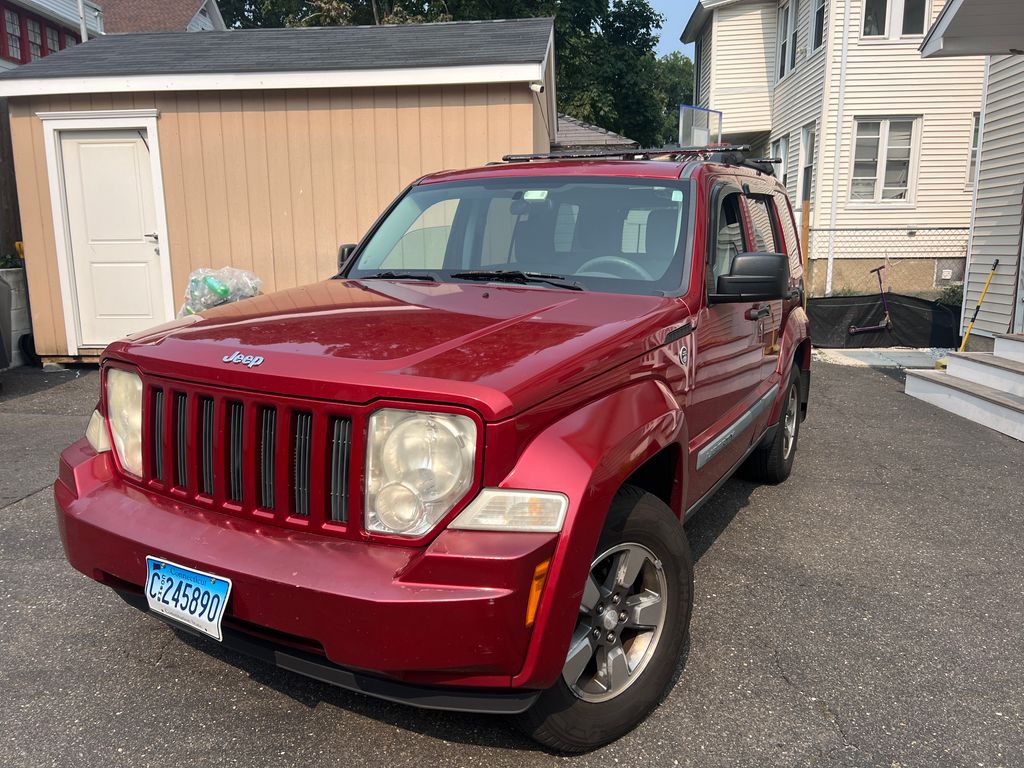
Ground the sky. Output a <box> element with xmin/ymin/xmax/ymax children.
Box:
<box><xmin>652</xmin><ymin>0</ymin><xmax>701</xmax><ymax>58</ymax></box>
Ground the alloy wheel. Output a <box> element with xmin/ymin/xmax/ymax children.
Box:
<box><xmin>782</xmin><ymin>385</ymin><xmax>799</xmax><ymax>460</ymax></box>
<box><xmin>562</xmin><ymin>543</ymin><xmax>668</xmax><ymax>703</ymax></box>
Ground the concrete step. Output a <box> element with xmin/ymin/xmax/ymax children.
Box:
<box><xmin>994</xmin><ymin>333</ymin><xmax>1024</xmax><ymax>364</ymax></box>
<box><xmin>905</xmin><ymin>369</ymin><xmax>1024</xmax><ymax>442</ymax></box>
<box><xmin>947</xmin><ymin>352</ymin><xmax>1024</xmax><ymax>398</ymax></box>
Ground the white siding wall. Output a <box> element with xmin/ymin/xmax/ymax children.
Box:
<box><xmin>697</xmin><ymin>22</ymin><xmax>713</xmax><ymax>108</ymax></box>
<box><xmin>769</xmin><ymin>0</ymin><xmax>828</xmax><ymax>202</ymax></box>
<box><xmin>964</xmin><ymin>55</ymin><xmax>1024</xmax><ymax>337</ymax></box>
<box><xmin>709</xmin><ymin>1</ymin><xmax>775</xmax><ymax>137</ymax></box>
<box><xmin>816</xmin><ymin>0</ymin><xmax>984</xmax><ymax>231</ymax></box>
<box><xmin>22</xmin><ymin>0</ymin><xmax>103</xmax><ymax>35</ymax></box>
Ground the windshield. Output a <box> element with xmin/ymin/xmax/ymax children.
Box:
<box><xmin>346</xmin><ymin>177</ymin><xmax>692</xmax><ymax>296</ymax></box>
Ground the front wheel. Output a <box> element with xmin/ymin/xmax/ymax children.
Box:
<box><xmin>518</xmin><ymin>486</ymin><xmax>693</xmax><ymax>753</ymax></box>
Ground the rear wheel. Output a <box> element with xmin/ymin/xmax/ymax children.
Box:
<box><xmin>742</xmin><ymin>368</ymin><xmax>802</xmax><ymax>484</ymax></box>
<box><xmin>519</xmin><ymin>486</ymin><xmax>693</xmax><ymax>753</ymax></box>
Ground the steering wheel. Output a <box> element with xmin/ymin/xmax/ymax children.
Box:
<box><xmin>575</xmin><ymin>256</ymin><xmax>653</xmax><ymax>281</ymax></box>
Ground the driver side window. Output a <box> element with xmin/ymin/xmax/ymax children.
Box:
<box><xmin>711</xmin><ymin>193</ymin><xmax>747</xmax><ymax>289</ymax></box>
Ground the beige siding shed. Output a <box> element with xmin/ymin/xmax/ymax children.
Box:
<box><xmin>0</xmin><ymin>20</ymin><xmax>556</xmax><ymax>361</ymax></box>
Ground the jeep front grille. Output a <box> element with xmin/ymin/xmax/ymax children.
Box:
<box><xmin>142</xmin><ymin>379</ymin><xmax>355</xmax><ymax>535</ymax></box>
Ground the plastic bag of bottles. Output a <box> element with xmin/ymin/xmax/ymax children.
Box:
<box><xmin>178</xmin><ymin>267</ymin><xmax>262</xmax><ymax>318</ymax></box>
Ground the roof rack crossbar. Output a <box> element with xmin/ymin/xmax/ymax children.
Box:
<box><xmin>501</xmin><ymin>144</ymin><xmax>752</xmax><ymax>163</ymax></box>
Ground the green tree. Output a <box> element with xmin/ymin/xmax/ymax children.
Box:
<box><xmin>654</xmin><ymin>51</ymin><xmax>694</xmax><ymax>145</ymax></box>
<box><xmin>218</xmin><ymin>0</ymin><xmax>687</xmax><ymax>146</ymax></box>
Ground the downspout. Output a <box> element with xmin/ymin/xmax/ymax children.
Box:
<box><xmin>826</xmin><ymin>0</ymin><xmax>851</xmax><ymax>296</ymax></box>
<box><xmin>962</xmin><ymin>55</ymin><xmax>990</xmax><ymax>336</ymax></box>
<box><xmin>76</xmin><ymin>0</ymin><xmax>88</xmax><ymax>41</ymax></box>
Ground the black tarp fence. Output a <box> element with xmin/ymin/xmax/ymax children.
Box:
<box><xmin>807</xmin><ymin>293</ymin><xmax>960</xmax><ymax>349</ymax></box>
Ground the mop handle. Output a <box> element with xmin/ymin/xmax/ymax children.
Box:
<box><xmin>959</xmin><ymin>259</ymin><xmax>999</xmax><ymax>353</ymax></box>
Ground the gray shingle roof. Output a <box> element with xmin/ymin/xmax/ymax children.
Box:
<box><xmin>555</xmin><ymin>114</ymin><xmax>638</xmax><ymax>148</ymax></box>
<box><xmin>0</xmin><ymin>18</ymin><xmax>553</xmax><ymax>80</ymax></box>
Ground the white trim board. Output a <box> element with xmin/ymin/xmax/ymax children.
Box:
<box><xmin>0</xmin><ymin>63</ymin><xmax>547</xmax><ymax>98</ymax></box>
<box><xmin>38</xmin><ymin>109</ymin><xmax>175</xmax><ymax>357</ymax></box>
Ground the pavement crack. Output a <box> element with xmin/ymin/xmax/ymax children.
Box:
<box><xmin>771</xmin><ymin>647</ymin><xmax>859</xmax><ymax>755</ymax></box>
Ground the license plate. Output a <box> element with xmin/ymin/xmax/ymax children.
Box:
<box><xmin>144</xmin><ymin>556</ymin><xmax>232</xmax><ymax>641</ymax></box>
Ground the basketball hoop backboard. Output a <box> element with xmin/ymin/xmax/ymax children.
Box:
<box><xmin>679</xmin><ymin>105</ymin><xmax>723</xmax><ymax>146</ymax></box>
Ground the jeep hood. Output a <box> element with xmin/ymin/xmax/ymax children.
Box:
<box><xmin>106</xmin><ymin>280</ymin><xmax>685</xmax><ymax>420</ymax></box>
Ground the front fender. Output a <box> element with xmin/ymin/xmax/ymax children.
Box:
<box><xmin>501</xmin><ymin>378</ymin><xmax>686</xmax><ymax>689</ymax></box>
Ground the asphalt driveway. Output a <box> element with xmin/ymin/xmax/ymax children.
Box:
<box><xmin>0</xmin><ymin>362</ymin><xmax>1021</xmax><ymax>768</ymax></box>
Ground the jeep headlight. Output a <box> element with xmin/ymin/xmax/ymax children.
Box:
<box><xmin>105</xmin><ymin>367</ymin><xmax>144</xmax><ymax>477</ymax></box>
<box><xmin>366</xmin><ymin>409</ymin><xmax>476</xmax><ymax>537</ymax></box>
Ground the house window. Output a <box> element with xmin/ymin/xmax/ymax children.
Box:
<box><xmin>45</xmin><ymin>26</ymin><xmax>59</xmax><ymax>55</ymax></box>
<box><xmin>777</xmin><ymin>1</ymin><xmax>790</xmax><ymax>79</ymax></box>
<box><xmin>851</xmin><ymin>117</ymin><xmax>918</xmax><ymax>202</ymax></box>
<box><xmin>799</xmin><ymin>125</ymin><xmax>816</xmax><ymax>203</ymax></box>
<box><xmin>812</xmin><ymin>0</ymin><xmax>826</xmax><ymax>50</ymax></box>
<box><xmin>777</xmin><ymin>0</ymin><xmax>801</xmax><ymax>80</ymax></box>
<box><xmin>862</xmin><ymin>0</ymin><xmax>929</xmax><ymax>39</ymax></box>
<box><xmin>967</xmin><ymin>112</ymin><xmax>980</xmax><ymax>185</ymax></box>
<box><xmin>772</xmin><ymin>136</ymin><xmax>790</xmax><ymax>188</ymax></box>
<box><xmin>26</xmin><ymin>19</ymin><xmax>42</xmax><ymax>61</ymax></box>
<box><xmin>64</xmin><ymin>34</ymin><xmax>77</xmax><ymax>48</ymax></box>
<box><xmin>3</xmin><ymin>9</ymin><xmax>22</xmax><ymax>61</ymax></box>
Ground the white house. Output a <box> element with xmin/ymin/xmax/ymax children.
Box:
<box><xmin>682</xmin><ymin>0</ymin><xmax>985</xmax><ymax>298</ymax></box>
<box><xmin>0</xmin><ymin>0</ymin><xmax>102</xmax><ymax>72</ymax></box>
<box><xmin>903</xmin><ymin>0</ymin><xmax>1024</xmax><ymax>442</ymax></box>
<box><xmin>920</xmin><ymin>0</ymin><xmax>1024</xmax><ymax>344</ymax></box>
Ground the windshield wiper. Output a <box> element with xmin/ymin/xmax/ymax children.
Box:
<box><xmin>451</xmin><ymin>270</ymin><xmax>584</xmax><ymax>291</ymax></box>
<box><xmin>358</xmin><ymin>271</ymin><xmax>439</xmax><ymax>282</ymax></box>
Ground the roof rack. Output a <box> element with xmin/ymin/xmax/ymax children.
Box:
<box><xmin>500</xmin><ymin>144</ymin><xmax>777</xmax><ymax>177</ymax></box>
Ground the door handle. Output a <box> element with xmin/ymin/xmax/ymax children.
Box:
<box><xmin>145</xmin><ymin>232</ymin><xmax>159</xmax><ymax>241</ymax></box>
<box><xmin>746</xmin><ymin>306</ymin><xmax>771</xmax><ymax>321</ymax></box>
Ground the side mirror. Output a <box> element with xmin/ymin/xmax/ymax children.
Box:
<box><xmin>337</xmin><ymin>243</ymin><xmax>358</xmax><ymax>273</ymax></box>
<box><xmin>710</xmin><ymin>252</ymin><xmax>790</xmax><ymax>303</ymax></box>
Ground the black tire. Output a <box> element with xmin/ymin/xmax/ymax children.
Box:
<box><xmin>742</xmin><ymin>369</ymin><xmax>802</xmax><ymax>484</ymax></box>
<box><xmin>518</xmin><ymin>486</ymin><xmax>693</xmax><ymax>753</ymax></box>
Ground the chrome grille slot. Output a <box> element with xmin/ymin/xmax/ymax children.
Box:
<box><xmin>200</xmin><ymin>397</ymin><xmax>215</xmax><ymax>495</ymax></box>
<box><xmin>174</xmin><ymin>392</ymin><xmax>188</xmax><ymax>488</ymax></box>
<box><xmin>329</xmin><ymin>418</ymin><xmax>352</xmax><ymax>523</ymax></box>
<box><xmin>292</xmin><ymin>412</ymin><xmax>312</xmax><ymax>516</ymax></box>
<box><xmin>151</xmin><ymin>389</ymin><xmax>165</xmax><ymax>481</ymax></box>
<box><xmin>228</xmin><ymin>402</ymin><xmax>244</xmax><ymax>503</ymax></box>
<box><xmin>259</xmin><ymin>407</ymin><xmax>276</xmax><ymax>509</ymax></box>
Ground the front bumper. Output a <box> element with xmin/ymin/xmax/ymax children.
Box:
<box><xmin>55</xmin><ymin>440</ymin><xmax>558</xmax><ymax>698</ymax></box>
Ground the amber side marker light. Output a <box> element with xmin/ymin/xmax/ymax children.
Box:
<box><xmin>526</xmin><ymin>559</ymin><xmax>551</xmax><ymax>627</ymax></box>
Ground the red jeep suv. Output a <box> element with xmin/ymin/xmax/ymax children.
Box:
<box><xmin>55</xmin><ymin>147</ymin><xmax>810</xmax><ymax>752</ymax></box>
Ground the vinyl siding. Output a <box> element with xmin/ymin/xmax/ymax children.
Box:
<box><xmin>697</xmin><ymin>22</ymin><xmax>713</xmax><ymax>108</ymax></box>
<box><xmin>709</xmin><ymin>1</ymin><xmax>775</xmax><ymax>137</ymax></box>
<box><xmin>22</xmin><ymin>0</ymin><xmax>103</xmax><ymax>34</ymax></box>
<box><xmin>963</xmin><ymin>55</ymin><xmax>1024</xmax><ymax>337</ymax></box>
<box><xmin>9</xmin><ymin>84</ymin><xmax>544</xmax><ymax>356</ymax></box>
<box><xmin>770</xmin><ymin>0</ymin><xmax>827</xmax><ymax>203</ymax></box>
<box><xmin>816</xmin><ymin>0</ymin><xmax>984</xmax><ymax>230</ymax></box>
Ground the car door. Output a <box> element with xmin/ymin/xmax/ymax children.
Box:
<box><xmin>685</xmin><ymin>182</ymin><xmax>767</xmax><ymax>508</ymax></box>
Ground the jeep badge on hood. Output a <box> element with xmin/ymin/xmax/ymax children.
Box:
<box><xmin>222</xmin><ymin>351</ymin><xmax>264</xmax><ymax>368</ymax></box>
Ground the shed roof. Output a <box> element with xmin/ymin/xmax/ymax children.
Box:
<box><xmin>0</xmin><ymin>18</ymin><xmax>553</xmax><ymax>81</ymax></box>
<box><xmin>0</xmin><ymin>19</ymin><xmax>555</xmax><ymax>101</ymax></box>
<box><xmin>555</xmin><ymin>114</ymin><xmax>638</xmax><ymax>148</ymax></box>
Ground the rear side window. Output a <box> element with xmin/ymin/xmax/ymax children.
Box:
<box><xmin>772</xmin><ymin>191</ymin><xmax>803</xmax><ymax>278</ymax></box>
<box><xmin>743</xmin><ymin>197</ymin><xmax>777</xmax><ymax>252</ymax></box>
